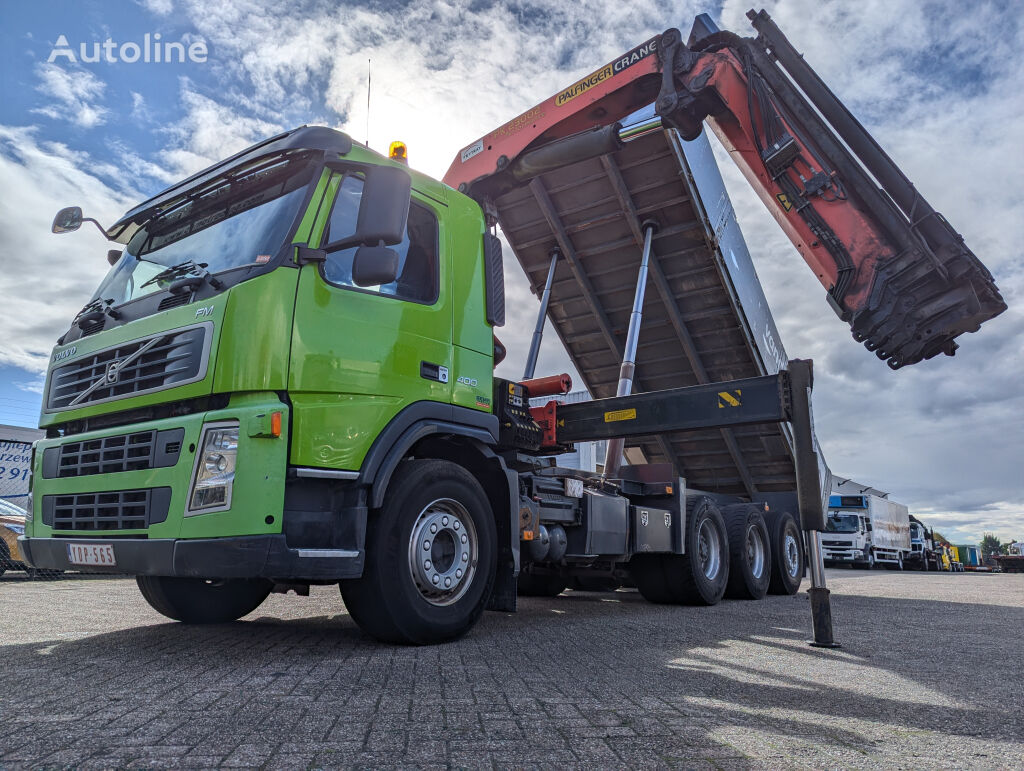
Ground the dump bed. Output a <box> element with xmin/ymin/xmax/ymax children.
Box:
<box><xmin>494</xmin><ymin>123</ymin><xmax>801</xmax><ymax>499</ymax></box>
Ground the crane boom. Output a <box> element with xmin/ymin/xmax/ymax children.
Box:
<box><xmin>444</xmin><ymin>9</ymin><xmax>1005</xmax><ymax>369</ymax></box>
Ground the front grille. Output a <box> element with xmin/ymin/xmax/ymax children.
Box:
<box><xmin>42</xmin><ymin>428</ymin><xmax>185</xmax><ymax>478</ymax></box>
<box><xmin>46</xmin><ymin>324</ymin><xmax>209</xmax><ymax>411</ymax></box>
<box><xmin>821</xmin><ymin>539</ymin><xmax>851</xmax><ymax>547</ymax></box>
<box><xmin>42</xmin><ymin>488</ymin><xmax>172</xmax><ymax>531</ymax></box>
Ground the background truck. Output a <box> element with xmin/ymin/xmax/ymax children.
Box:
<box><xmin>956</xmin><ymin>545</ymin><xmax>984</xmax><ymax>571</ymax></box>
<box><xmin>20</xmin><ymin>11</ymin><xmax>1003</xmax><ymax>644</ymax></box>
<box><xmin>905</xmin><ymin>515</ymin><xmax>941</xmax><ymax>571</ymax></box>
<box><xmin>994</xmin><ymin>543</ymin><xmax>1024</xmax><ymax>573</ymax></box>
<box><xmin>822</xmin><ymin>494</ymin><xmax>911</xmax><ymax>569</ymax></box>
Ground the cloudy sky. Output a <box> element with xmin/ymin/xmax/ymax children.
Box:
<box><xmin>0</xmin><ymin>0</ymin><xmax>1020</xmax><ymax>544</ymax></box>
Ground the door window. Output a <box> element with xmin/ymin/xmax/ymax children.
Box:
<box><xmin>322</xmin><ymin>175</ymin><xmax>439</xmax><ymax>305</ymax></box>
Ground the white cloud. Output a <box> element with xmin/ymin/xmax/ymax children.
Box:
<box><xmin>138</xmin><ymin>0</ymin><xmax>174</xmax><ymax>15</ymax></box>
<box><xmin>31</xmin><ymin>63</ymin><xmax>109</xmax><ymax>128</ymax></box>
<box><xmin>0</xmin><ymin>0</ymin><xmax>1020</xmax><ymax>544</ymax></box>
<box><xmin>156</xmin><ymin>82</ymin><xmax>283</xmax><ymax>179</ymax></box>
<box><xmin>0</xmin><ymin>126</ymin><xmax>138</xmax><ymax>372</ymax></box>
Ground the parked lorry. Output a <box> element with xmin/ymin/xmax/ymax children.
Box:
<box><xmin>905</xmin><ymin>515</ymin><xmax>941</xmax><ymax>571</ymax></box>
<box><xmin>956</xmin><ymin>544</ymin><xmax>984</xmax><ymax>571</ymax></box>
<box><xmin>822</xmin><ymin>494</ymin><xmax>911</xmax><ymax>569</ymax></box>
<box><xmin>994</xmin><ymin>543</ymin><xmax>1024</xmax><ymax>573</ymax></box>
<box><xmin>20</xmin><ymin>11</ymin><xmax>1003</xmax><ymax>643</ymax></box>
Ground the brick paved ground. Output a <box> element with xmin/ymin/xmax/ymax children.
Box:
<box><xmin>1</xmin><ymin>569</ymin><xmax>1022</xmax><ymax>769</ymax></box>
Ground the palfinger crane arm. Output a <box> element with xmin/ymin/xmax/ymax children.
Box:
<box><xmin>444</xmin><ymin>9</ymin><xmax>1005</xmax><ymax>369</ymax></box>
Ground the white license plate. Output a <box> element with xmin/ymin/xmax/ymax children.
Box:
<box><xmin>66</xmin><ymin>543</ymin><xmax>116</xmax><ymax>566</ymax></box>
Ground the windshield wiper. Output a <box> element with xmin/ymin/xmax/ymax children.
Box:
<box><xmin>140</xmin><ymin>259</ymin><xmax>223</xmax><ymax>291</ymax></box>
<box><xmin>74</xmin><ymin>297</ymin><xmax>121</xmax><ymax>327</ymax></box>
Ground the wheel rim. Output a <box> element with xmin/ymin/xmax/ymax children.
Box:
<box><xmin>746</xmin><ymin>524</ymin><xmax>767</xmax><ymax>579</ymax></box>
<box><xmin>697</xmin><ymin>518</ymin><xmax>722</xmax><ymax>580</ymax></box>
<box><xmin>408</xmin><ymin>498</ymin><xmax>478</xmax><ymax>607</ymax></box>
<box><xmin>784</xmin><ymin>532</ymin><xmax>800</xmax><ymax>578</ymax></box>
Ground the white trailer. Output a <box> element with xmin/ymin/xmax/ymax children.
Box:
<box><xmin>821</xmin><ymin>493</ymin><xmax>911</xmax><ymax>569</ymax></box>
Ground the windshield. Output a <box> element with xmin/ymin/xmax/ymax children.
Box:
<box><xmin>910</xmin><ymin>523</ymin><xmax>923</xmax><ymax>540</ymax></box>
<box><xmin>90</xmin><ymin>155</ymin><xmax>314</xmax><ymax>306</ymax></box>
<box><xmin>825</xmin><ymin>513</ymin><xmax>860</xmax><ymax>533</ymax></box>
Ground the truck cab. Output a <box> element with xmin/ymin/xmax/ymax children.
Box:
<box><xmin>821</xmin><ymin>495</ymin><xmax>873</xmax><ymax>568</ymax></box>
<box><xmin>905</xmin><ymin>516</ymin><xmax>938</xmax><ymax>571</ymax></box>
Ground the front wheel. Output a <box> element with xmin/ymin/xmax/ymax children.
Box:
<box><xmin>136</xmin><ymin>576</ymin><xmax>271</xmax><ymax>623</ymax></box>
<box><xmin>340</xmin><ymin>459</ymin><xmax>496</xmax><ymax>645</ymax></box>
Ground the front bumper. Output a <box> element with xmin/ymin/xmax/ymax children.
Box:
<box><xmin>822</xmin><ymin>549</ymin><xmax>860</xmax><ymax>562</ymax></box>
<box><xmin>18</xmin><ymin>534</ymin><xmax>363</xmax><ymax>581</ymax></box>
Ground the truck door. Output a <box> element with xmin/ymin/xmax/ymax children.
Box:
<box><xmin>288</xmin><ymin>172</ymin><xmax>451</xmax><ymax>471</ymax></box>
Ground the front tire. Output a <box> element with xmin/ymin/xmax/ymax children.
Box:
<box><xmin>723</xmin><ymin>505</ymin><xmax>771</xmax><ymax>600</ymax></box>
<box><xmin>340</xmin><ymin>459</ymin><xmax>496</xmax><ymax>644</ymax></box>
<box><xmin>136</xmin><ymin>576</ymin><xmax>271</xmax><ymax>623</ymax></box>
<box><xmin>765</xmin><ymin>510</ymin><xmax>804</xmax><ymax>595</ymax></box>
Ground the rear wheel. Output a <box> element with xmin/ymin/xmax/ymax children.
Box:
<box><xmin>723</xmin><ymin>505</ymin><xmax>771</xmax><ymax>600</ymax></box>
<box><xmin>136</xmin><ymin>576</ymin><xmax>271</xmax><ymax>623</ymax></box>
<box><xmin>517</xmin><ymin>572</ymin><xmax>567</xmax><ymax>597</ymax></box>
<box><xmin>765</xmin><ymin>510</ymin><xmax>803</xmax><ymax>595</ymax></box>
<box><xmin>630</xmin><ymin>496</ymin><xmax>729</xmax><ymax>606</ymax></box>
<box><xmin>340</xmin><ymin>459</ymin><xmax>496</xmax><ymax>644</ymax></box>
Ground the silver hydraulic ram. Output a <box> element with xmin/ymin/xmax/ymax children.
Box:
<box><xmin>603</xmin><ymin>220</ymin><xmax>658</xmax><ymax>480</ymax></box>
<box><xmin>523</xmin><ymin>247</ymin><xmax>560</xmax><ymax>380</ymax></box>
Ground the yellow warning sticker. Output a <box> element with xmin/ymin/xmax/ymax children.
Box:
<box><xmin>776</xmin><ymin>193</ymin><xmax>793</xmax><ymax>212</ymax></box>
<box><xmin>717</xmin><ymin>390</ymin><xmax>742</xmax><ymax>408</ymax></box>
<box><xmin>604</xmin><ymin>408</ymin><xmax>637</xmax><ymax>423</ymax></box>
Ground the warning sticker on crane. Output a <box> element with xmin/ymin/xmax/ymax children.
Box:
<box><xmin>717</xmin><ymin>390</ymin><xmax>743</xmax><ymax>408</ymax></box>
<box><xmin>604</xmin><ymin>408</ymin><xmax>637</xmax><ymax>422</ymax></box>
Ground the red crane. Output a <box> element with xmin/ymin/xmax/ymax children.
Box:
<box><xmin>444</xmin><ymin>10</ymin><xmax>1005</xmax><ymax>370</ymax></box>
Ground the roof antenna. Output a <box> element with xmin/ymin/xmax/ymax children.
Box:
<box><xmin>365</xmin><ymin>58</ymin><xmax>371</xmax><ymax>148</ymax></box>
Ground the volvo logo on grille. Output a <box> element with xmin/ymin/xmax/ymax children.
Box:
<box><xmin>69</xmin><ymin>335</ymin><xmax>163</xmax><ymax>407</ymax></box>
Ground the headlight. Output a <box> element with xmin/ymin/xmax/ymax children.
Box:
<box><xmin>187</xmin><ymin>422</ymin><xmax>239</xmax><ymax>514</ymax></box>
<box><xmin>25</xmin><ymin>491</ymin><xmax>33</xmax><ymax>523</ymax></box>
<box><xmin>5</xmin><ymin>522</ymin><xmax>25</xmax><ymax>535</ymax></box>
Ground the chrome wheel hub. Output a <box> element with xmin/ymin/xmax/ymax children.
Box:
<box><xmin>697</xmin><ymin>518</ymin><xmax>722</xmax><ymax>580</ymax></box>
<box><xmin>408</xmin><ymin>498</ymin><xmax>478</xmax><ymax>606</ymax></box>
<box><xmin>746</xmin><ymin>524</ymin><xmax>767</xmax><ymax>579</ymax></box>
<box><xmin>784</xmin><ymin>533</ymin><xmax>800</xmax><ymax>578</ymax></box>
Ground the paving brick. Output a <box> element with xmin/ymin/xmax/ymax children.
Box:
<box><xmin>2</xmin><ymin>572</ymin><xmax>1023</xmax><ymax>769</ymax></box>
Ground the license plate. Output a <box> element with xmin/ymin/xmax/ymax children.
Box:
<box><xmin>66</xmin><ymin>543</ymin><xmax>116</xmax><ymax>566</ymax></box>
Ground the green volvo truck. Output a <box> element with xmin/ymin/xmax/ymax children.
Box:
<box><xmin>22</xmin><ymin>125</ymin><xmax>826</xmax><ymax>644</ymax></box>
<box><xmin>19</xmin><ymin>14</ymin><xmax>1003</xmax><ymax>645</ymax></box>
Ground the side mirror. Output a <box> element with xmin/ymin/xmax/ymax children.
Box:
<box><xmin>355</xmin><ymin>165</ymin><xmax>411</xmax><ymax>246</ymax></box>
<box><xmin>351</xmin><ymin>245</ymin><xmax>399</xmax><ymax>287</ymax></box>
<box><xmin>107</xmin><ymin>249</ymin><xmax>123</xmax><ymax>266</ymax></box>
<box><xmin>52</xmin><ymin>206</ymin><xmax>83</xmax><ymax>234</ymax></box>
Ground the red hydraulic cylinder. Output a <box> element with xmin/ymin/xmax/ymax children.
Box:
<box><xmin>521</xmin><ymin>373</ymin><xmax>572</xmax><ymax>398</ymax></box>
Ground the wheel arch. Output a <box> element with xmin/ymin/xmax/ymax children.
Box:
<box><xmin>355</xmin><ymin>402</ymin><xmax>518</xmax><ymax>613</ymax></box>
